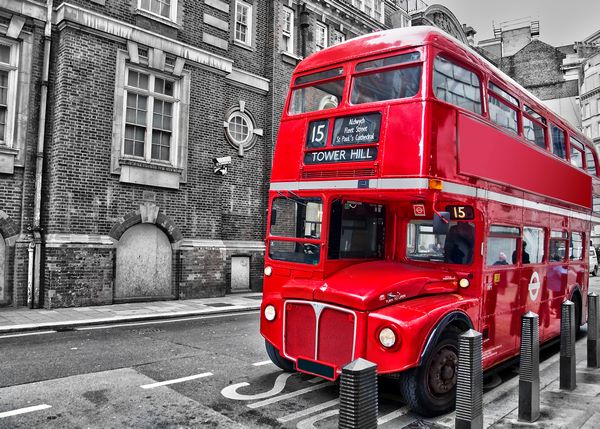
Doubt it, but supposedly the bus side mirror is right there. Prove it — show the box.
[270,209,277,226]
[433,212,450,235]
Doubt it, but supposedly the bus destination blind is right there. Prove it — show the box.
[332,113,381,146]
[304,147,378,164]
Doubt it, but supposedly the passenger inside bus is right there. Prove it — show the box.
[512,242,530,264]
[493,252,509,265]
[443,222,475,264]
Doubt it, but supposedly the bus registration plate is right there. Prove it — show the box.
[296,357,337,380]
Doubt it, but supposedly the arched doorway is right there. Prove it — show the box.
[115,224,173,301]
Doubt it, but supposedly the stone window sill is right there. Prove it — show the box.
[0,146,19,174]
[134,8,181,30]
[233,39,255,52]
[281,50,302,65]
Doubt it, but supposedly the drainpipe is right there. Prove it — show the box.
[299,4,310,58]
[27,242,35,309]
[29,0,53,308]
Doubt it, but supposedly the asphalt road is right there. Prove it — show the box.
[1,277,598,428]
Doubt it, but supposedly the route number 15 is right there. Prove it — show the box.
[306,120,329,148]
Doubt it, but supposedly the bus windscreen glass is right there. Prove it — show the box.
[351,65,421,104]
[289,79,345,115]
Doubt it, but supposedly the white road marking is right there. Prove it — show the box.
[0,330,56,339]
[252,360,273,367]
[140,372,213,389]
[296,409,339,429]
[248,381,331,409]
[377,406,409,425]
[0,404,52,419]
[278,399,339,423]
[76,311,259,331]
[221,373,295,401]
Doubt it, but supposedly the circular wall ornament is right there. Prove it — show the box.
[223,101,263,156]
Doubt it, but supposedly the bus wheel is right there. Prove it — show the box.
[398,328,460,417]
[265,340,295,372]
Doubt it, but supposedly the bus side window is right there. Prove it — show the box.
[585,145,598,176]
[433,56,482,115]
[549,231,568,262]
[550,124,567,160]
[523,227,544,264]
[570,232,583,261]
[486,225,519,266]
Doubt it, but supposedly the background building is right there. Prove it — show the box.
[0,0,471,308]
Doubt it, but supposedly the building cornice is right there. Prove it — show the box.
[0,0,47,22]
[54,3,233,75]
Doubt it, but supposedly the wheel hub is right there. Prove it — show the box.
[428,347,458,396]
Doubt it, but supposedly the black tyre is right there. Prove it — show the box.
[398,328,460,417]
[265,340,295,372]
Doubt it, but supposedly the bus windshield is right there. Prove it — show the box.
[268,197,323,265]
[407,220,475,265]
[328,200,385,259]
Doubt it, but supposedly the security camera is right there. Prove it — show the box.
[213,156,231,175]
[213,156,232,167]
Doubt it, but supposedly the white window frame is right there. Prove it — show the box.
[333,30,346,45]
[315,22,328,51]
[122,66,180,165]
[234,0,253,46]
[137,0,178,22]
[0,40,19,148]
[282,6,295,54]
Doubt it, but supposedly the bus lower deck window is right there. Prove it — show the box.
[406,220,474,265]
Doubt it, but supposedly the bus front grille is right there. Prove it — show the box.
[284,301,356,369]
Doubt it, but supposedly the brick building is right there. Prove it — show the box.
[0,0,469,308]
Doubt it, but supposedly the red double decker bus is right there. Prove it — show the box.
[260,26,600,416]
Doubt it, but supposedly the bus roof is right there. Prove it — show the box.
[294,26,591,149]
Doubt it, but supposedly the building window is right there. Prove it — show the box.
[585,103,591,119]
[282,7,294,54]
[353,0,385,23]
[124,68,177,163]
[138,0,177,21]
[333,30,346,45]
[223,102,263,156]
[373,0,384,23]
[0,41,18,147]
[234,0,253,46]
[315,22,328,51]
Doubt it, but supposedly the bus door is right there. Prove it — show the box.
[482,225,521,364]
[541,231,570,340]
[517,227,546,337]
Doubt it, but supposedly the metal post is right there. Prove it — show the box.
[560,300,576,390]
[455,329,483,429]
[518,311,540,422]
[338,358,378,429]
[588,293,600,368]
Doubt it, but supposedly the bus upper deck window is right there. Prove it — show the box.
[433,56,482,115]
[585,145,598,176]
[289,68,345,115]
[351,52,422,104]
[550,125,567,159]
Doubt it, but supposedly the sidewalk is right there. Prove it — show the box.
[0,293,262,334]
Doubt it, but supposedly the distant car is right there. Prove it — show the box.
[590,247,598,276]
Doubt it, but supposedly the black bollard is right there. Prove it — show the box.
[338,358,378,429]
[560,300,576,390]
[518,311,540,422]
[455,329,483,429]
[588,293,600,368]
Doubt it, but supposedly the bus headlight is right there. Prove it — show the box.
[459,278,470,288]
[264,305,276,321]
[264,266,273,276]
[378,327,397,348]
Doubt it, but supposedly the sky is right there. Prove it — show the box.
[429,0,600,47]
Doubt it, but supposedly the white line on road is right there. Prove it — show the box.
[0,330,56,339]
[221,373,295,401]
[377,406,409,425]
[140,372,213,389]
[76,311,259,331]
[248,381,331,409]
[0,404,52,419]
[278,398,339,423]
[296,408,339,429]
[252,360,273,367]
